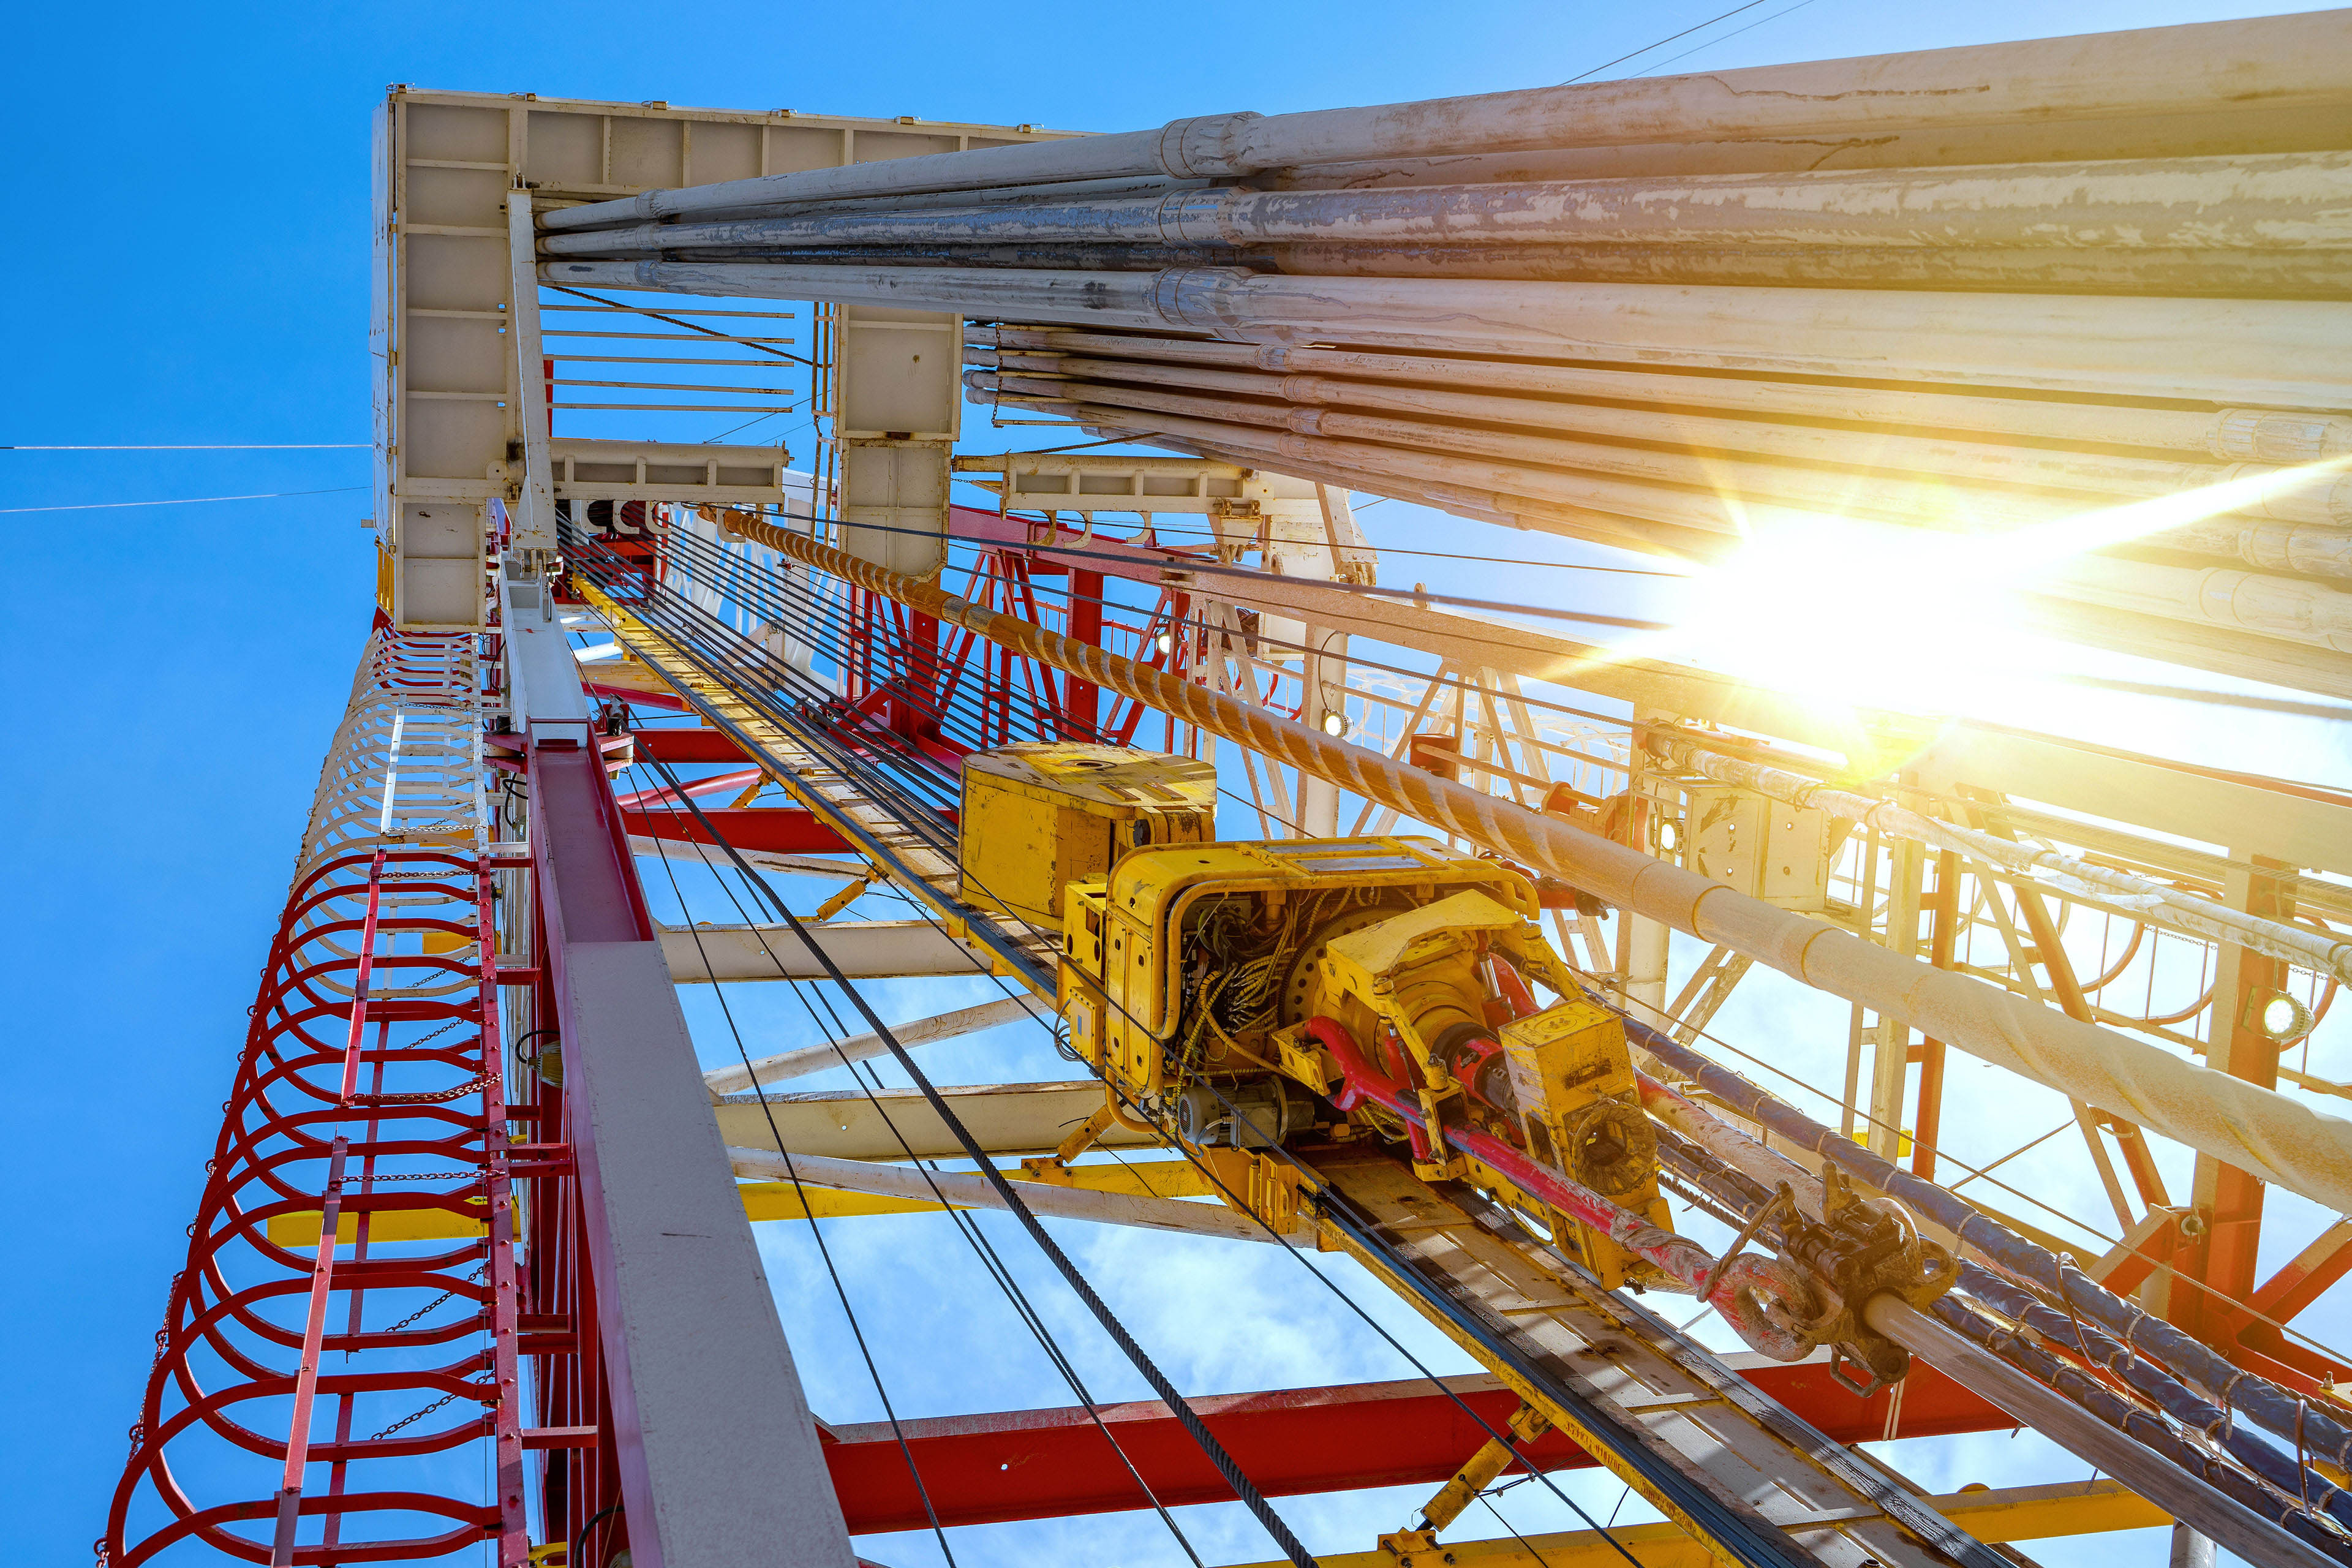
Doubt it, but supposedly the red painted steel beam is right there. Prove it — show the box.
[2247,1219,2352,1325]
[615,767,764,812]
[822,1360,2011,1533]
[624,807,854,854]
[951,505,1191,588]
[631,728,756,764]
[585,678,690,712]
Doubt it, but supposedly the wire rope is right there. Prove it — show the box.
[620,684,1653,1568]
[631,759,1212,1563]
[639,826,962,1566]
[1558,0,1781,81]
[637,753,1322,1568]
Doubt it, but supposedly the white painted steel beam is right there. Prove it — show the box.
[658,919,998,981]
[627,835,865,881]
[714,1080,1147,1162]
[507,191,557,551]
[703,996,1042,1093]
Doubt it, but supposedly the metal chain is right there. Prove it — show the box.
[379,1265,489,1338]
[399,1019,466,1050]
[367,1374,496,1442]
[362,1072,492,1106]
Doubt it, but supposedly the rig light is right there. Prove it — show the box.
[1321,710,1348,737]
[2259,991,2315,1042]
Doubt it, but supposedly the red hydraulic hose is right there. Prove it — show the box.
[1306,1015,1813,1360]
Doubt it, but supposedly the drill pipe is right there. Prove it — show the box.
[711,511,2352,1216]
[968,326,2352,462]
[1630,1025,2352,1496]
[540,152,2352,258]
[545,241,2352,298]
[1645,1058,2352,1562]
[976,382,2352,662]
[538,258,2352,409]
[970,353,2352,532]
[1869,1297,2345,1568]
[540,12,2352,232]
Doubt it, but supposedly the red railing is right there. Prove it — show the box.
[104,842,532,1565]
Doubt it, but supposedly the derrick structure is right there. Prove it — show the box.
[104,15,2352,1568]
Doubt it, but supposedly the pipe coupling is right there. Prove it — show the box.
[1145,266,1262,337]
[1153,189,1246,246]
[1152,112,1267,179]
[2208,409,2352,464]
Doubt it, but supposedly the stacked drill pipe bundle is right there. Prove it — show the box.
[541,153,2352,296]
[538,10,2352,689]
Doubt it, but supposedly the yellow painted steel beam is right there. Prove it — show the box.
[265,1159,1209,1245]
[1221,1481,2167,1568]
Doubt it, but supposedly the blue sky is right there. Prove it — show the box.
[6,0,2347,1561]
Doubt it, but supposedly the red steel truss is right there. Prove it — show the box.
[122,512,2343,1562]
[104,639,546,1566]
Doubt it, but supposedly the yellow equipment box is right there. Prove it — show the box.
[957,743,1217,929]
[1060,837,1538,1098]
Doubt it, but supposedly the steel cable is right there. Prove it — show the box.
[630,755,1210,1563]
[638,753,1320,1567]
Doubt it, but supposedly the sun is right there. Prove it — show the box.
[1638,453,2352,721]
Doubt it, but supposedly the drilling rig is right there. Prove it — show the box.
[102,13,2352,1568]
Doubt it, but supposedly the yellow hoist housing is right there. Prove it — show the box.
[970,742,1669,1287]
[1058,836,1538,1099]
[957,743,1216,929]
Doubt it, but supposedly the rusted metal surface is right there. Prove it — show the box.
[540,12,2352,231]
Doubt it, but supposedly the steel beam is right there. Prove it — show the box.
[713,1080,1155,1161]
[822,1360,2010,1533]
[2179,854,2297,1339]
[628,835,864,882]
[624,805,853,854]
[727,1146,1277,1242]
[1217,1481,2168,1568]
[703,996,1040,1092]
[518,567,854,1568]
[658,918,998,981]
